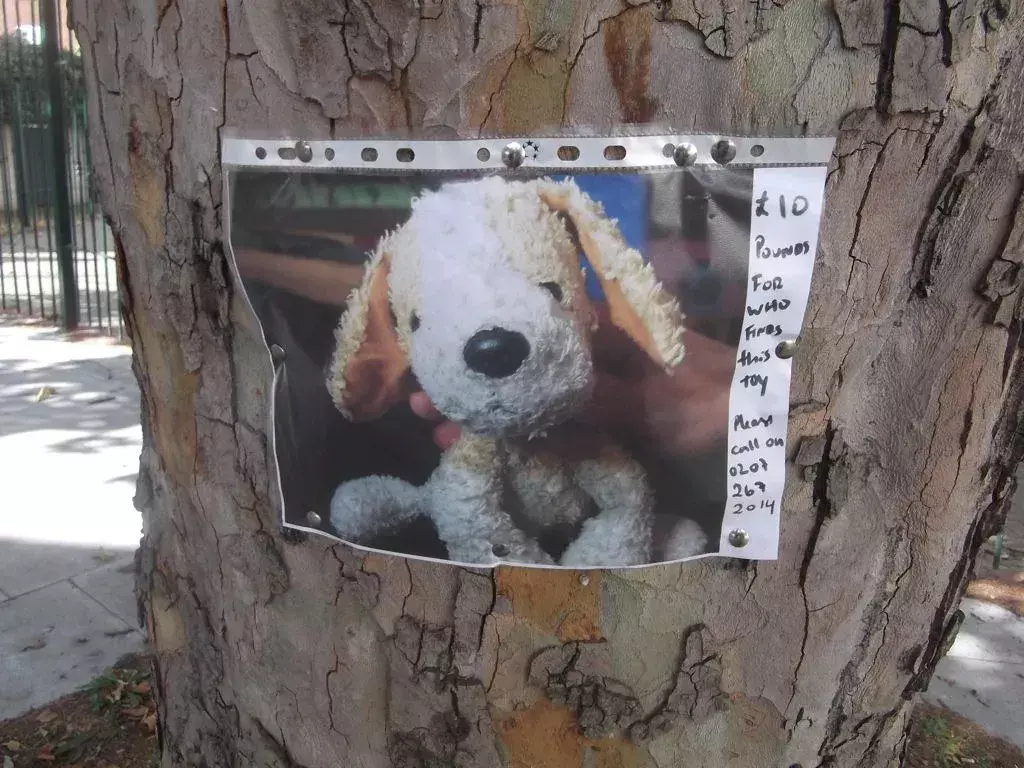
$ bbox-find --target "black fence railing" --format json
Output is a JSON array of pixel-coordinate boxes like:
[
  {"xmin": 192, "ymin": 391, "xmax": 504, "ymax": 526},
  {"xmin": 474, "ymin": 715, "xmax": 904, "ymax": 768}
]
[{"xmin": 0, "ymin": 0, "xmax": 121, "ymax": 337}]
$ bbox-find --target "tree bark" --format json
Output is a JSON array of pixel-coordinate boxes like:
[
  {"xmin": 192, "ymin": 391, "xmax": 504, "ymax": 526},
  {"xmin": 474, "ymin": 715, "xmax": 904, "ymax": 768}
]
[{"xmin": 71, "ymin": 0, "xmax": 1024, "ymax": 766}]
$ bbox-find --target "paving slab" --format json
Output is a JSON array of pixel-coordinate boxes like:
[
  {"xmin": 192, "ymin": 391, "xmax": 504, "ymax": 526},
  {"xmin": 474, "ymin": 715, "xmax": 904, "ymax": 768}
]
[
  {"xmin": 0, "ymin": 580, "xmax": 144, "ymax": 720},
  {"xmin": 71, "ymin": 556, "xmax": 140, "ymax": 631},
  {"xmin": 0, "ymin": 540, "xmax": 134, "ymax": 599}
]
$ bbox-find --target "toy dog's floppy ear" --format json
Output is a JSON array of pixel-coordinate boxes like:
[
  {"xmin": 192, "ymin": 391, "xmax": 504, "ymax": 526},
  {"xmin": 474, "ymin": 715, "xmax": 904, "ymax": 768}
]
[
  {"xmin": 327, "ymin": 246, "xmax": 411, "ymax": 421},
  {"xmin": 535, "ymin": 179, "xmax": 686, "ymax": 370}
]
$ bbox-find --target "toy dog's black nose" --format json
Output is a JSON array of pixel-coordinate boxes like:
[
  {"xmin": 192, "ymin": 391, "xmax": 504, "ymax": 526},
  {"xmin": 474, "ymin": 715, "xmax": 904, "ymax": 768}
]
[{"xmin": 463, "ymin": 328, "xmax": 530, "ymax": 378}]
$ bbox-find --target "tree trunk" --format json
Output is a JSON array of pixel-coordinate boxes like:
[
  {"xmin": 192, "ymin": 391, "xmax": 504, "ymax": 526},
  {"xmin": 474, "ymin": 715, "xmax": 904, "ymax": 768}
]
[{"xmin": 71, "ymin": 1, "xmax": 1024, "ymax": 766}]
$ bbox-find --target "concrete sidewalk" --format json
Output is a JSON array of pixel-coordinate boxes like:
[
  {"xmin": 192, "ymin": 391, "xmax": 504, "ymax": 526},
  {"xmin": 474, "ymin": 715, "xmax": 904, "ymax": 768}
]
[{"xmin": 0, "ymin": 316, "xmax": 144, "ymax": 720}]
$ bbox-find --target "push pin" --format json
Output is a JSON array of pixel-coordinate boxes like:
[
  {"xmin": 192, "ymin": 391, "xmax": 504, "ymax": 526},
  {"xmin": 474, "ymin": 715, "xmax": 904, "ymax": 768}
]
[
  {"xmin": 501, "ymin": 142, "xmax": 525, "ymax": 170},
  {"xmin": 776, "ymin": 339, "xmax": 798, "ymax": 359},
  {"xmin": 711, "ymin": 139, "xmax": 737, "ymax": 165},
  {"xmin": 491, "ymin": 542, "xmax": 510, "ymax": 557},
  {"xmin": 673, "ymin": 142, "xmax": 698, "ymax": 167},
  {"xmin": 306, "ymin": 510, "xmax": 322, "ymax": 527},
  {"xmin": 728, "ymin": 529, "xmax": 750, "ymax": 548}
]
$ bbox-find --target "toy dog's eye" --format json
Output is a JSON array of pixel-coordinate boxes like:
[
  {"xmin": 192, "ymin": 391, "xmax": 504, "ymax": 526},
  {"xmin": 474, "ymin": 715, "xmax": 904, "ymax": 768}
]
[
  {"xmin": 540, "ymin": 282, "xmax": 563, "ymax": 302},
  {"xmin": 410, "ymin": 312, "xmax": 421, "ymax": 332}
]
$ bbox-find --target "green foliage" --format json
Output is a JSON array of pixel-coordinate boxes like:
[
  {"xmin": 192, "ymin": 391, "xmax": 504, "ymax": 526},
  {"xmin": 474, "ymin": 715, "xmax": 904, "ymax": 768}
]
[
  {"xmin": 82, "ymin": 666, "xmax": 148, "ymax": 713},
  {"xmin": 0, "ymin": 33, "xmax": 84, "ymax": 126},
  {"xmin": 919, "ymin": 714, "xmax": 992, "ymax": 768}
]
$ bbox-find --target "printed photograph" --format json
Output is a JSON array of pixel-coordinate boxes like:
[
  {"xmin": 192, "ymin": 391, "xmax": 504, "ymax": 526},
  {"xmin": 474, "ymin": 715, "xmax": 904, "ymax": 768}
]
[{"xmin": 227, "ymin": 166, "xmax": 753, "ymax": 567}]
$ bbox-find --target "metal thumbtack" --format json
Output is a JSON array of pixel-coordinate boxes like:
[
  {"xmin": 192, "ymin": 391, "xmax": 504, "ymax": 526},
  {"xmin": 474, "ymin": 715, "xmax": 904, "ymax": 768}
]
[
  {"xmin": 502, "ymin": 142, "xmax": 525, "ymax": 169},
  {"xmin": 776, "ymin": 339, "xmax": 798, "ymax": 359},
  {"xmin": 295, "ymin": 140, "xmax": 313, "ymax": 163},
  {"xmin": 306, "ymin": 510, "xmax": 322, "ymax": 527},
  {"xmin": 673, "ymin": 142, "xmax": 698, "ymax": 167},
  {"xmin": 711, "ymin": 139, "xmax": 737, "ymax": 165},
  {"xmin": 728, "ymin": 529, "xmax": 750, "ymax": 548},
  {"xmin": 579, "ymin": 573, "xmax": 590, "ymax": 586},
  {"xmin": 492, "ymin": 542, "xmax": 510, "ymax": 557},
  {"xmin": 270, "ymin": 344, "xmax": 286, "ymax": 365}
]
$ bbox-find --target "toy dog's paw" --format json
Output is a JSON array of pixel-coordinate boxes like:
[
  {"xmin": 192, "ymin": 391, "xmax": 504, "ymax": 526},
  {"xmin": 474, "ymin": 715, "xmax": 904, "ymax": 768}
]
[
  {"xmin": 329, "ymin": 475, "xmax": 423, "ymax": 542},
  {"xmin": 558, "ymin": 509, "xmax": 653, "ymax": 567},
  {"xmin": 559, "ymin": 538, "xmax": 650, "ymax": 568},
  {"xmin": 663, "ymin": 518, "xmax": 709, "ymax": 560}
]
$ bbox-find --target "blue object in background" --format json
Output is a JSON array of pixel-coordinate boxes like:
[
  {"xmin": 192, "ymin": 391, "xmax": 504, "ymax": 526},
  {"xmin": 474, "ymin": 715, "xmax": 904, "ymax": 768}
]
[{"xmin": 552, "ymin": 174, "xmax": 648, "ymax": 301}]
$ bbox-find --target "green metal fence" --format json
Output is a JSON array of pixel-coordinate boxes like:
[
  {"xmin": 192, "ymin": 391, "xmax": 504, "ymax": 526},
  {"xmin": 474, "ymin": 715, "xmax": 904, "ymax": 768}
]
[{"xmin": 0, "ymin": 0, "xmax": 121, "ymax": 337}]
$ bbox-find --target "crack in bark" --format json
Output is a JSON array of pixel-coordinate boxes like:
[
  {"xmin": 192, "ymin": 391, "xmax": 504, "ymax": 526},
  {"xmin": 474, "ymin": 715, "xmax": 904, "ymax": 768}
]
[
  {"xmin": 943, "ymin": 338, "xmax": 985, "ymax": 516},
  {"xmin": 938, "ymin": 0, "xmax": 954, "ymax": 66},
  {"xmin": 844, "ymin": 136, "xmax": 889, "ymax": 291},
  {"xmin": 325, "ymin": 649, "xmax": 349, "ymax": 743},
  {"xmin": 477, "ymin": 36, "xmax": 523, "ymax": 136},
  {"xmin": 917, "ymin": 111, "xmax": 945, "ymax": 173},
  {"xmin": 471, "ymin": 0, "xmax": 484, "ymax": 53},
  {"xmin": 814, "ymin": 532, "xmax": 909, "ymax": 766},
  {"xmin": 875, "ymin": 0, "xmax": 900, "ymax": 113},
  {"xmin": 628, "ymin": 625, "xmax": 725, "ymax": 743},
  {"xmin": 790, "ymin": 20, "xmax": 834, "ymax": 127},
  {"xmin": 742, "ymin": 560, "xmax": 758, "ymax": 598},
  {"xmin": 78, "ymin": 21, "xmax": 118, "ymax": 215},
  {"xmin": 400, "ymin": 558, "xmax": 414, "ymax": 616},
  {"xmin": 786, "ymin": 420, "xmax": 835, "ymax": 728},
  {"xmin": 868, "ymin": 550, "xmax": 915, "ymax": 677},
  {"xmin": 913, "ymin": 52, "xmax": 1011, "ymax": 299}
]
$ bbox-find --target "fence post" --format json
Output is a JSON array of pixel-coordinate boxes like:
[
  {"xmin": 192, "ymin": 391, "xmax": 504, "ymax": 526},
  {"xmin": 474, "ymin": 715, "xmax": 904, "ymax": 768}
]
[{"xmin": 41, "ymin": 0, "xmax": 77, "ymax": 329}]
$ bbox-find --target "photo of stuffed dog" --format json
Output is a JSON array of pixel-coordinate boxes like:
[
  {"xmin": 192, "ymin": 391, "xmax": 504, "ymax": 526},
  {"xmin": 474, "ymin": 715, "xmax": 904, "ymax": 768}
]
[{"xmin": 228, "ymin": 167, "xmax": 754, "ymax": 567}]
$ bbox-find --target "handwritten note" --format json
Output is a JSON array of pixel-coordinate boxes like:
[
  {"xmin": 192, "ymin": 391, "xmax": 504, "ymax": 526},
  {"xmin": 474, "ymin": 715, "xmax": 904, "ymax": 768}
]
[{"xmin": 722, "ymin": 166, "xmax": 828, "ymax": 560}]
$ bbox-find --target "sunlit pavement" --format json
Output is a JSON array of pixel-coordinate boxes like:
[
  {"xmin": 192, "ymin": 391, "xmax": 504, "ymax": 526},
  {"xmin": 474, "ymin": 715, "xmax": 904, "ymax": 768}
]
[{"xmin": 0, "ymin": 317, "xmax": 144, "ymax": 720}]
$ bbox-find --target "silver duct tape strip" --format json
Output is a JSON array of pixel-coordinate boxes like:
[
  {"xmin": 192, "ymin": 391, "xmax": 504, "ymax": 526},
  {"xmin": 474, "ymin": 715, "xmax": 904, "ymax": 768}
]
[{"xmin": 221, "ymin": 135, "xmax": 836, "ymax": 171}]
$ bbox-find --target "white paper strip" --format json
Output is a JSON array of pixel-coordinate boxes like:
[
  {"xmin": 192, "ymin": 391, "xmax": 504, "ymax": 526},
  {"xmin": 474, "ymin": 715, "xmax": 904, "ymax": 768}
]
[{"xmin": 720, "ymin": 165, "xmax": 829, "ymax": 560}]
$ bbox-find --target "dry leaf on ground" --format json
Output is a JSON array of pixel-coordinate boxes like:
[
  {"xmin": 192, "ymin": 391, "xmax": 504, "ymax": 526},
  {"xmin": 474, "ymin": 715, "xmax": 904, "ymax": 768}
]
[{"xmin": 34, "ymin": 385, "xmax": 56, "ymax": 402}]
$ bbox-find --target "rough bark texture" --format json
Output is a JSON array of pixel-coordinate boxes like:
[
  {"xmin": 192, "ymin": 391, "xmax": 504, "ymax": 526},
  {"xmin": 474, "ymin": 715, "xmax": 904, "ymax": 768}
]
[{"xmin": 71, "ymin": 0, "xmax": 1024, "ymax": 766}]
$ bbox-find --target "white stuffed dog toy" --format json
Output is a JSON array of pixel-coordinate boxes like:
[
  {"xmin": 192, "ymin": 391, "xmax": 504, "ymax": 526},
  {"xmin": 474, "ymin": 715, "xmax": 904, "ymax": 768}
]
[{"xmin": 327, "ymin": 176, "xmax": 707, "ymax": 566}]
